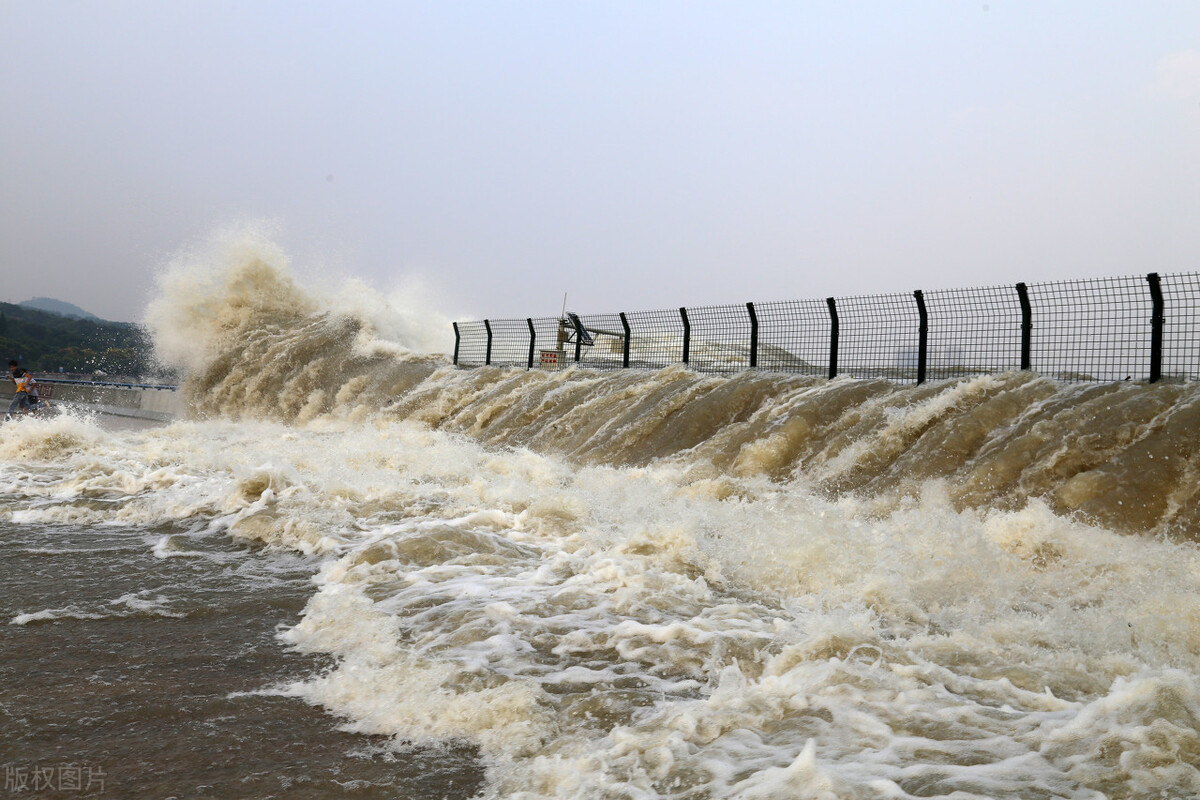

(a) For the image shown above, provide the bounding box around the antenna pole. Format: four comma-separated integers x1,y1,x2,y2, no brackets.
557,292,568,355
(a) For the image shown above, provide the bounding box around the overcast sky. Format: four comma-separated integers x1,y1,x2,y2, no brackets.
2,1,1198,324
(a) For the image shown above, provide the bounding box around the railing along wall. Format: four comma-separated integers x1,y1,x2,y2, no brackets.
452,272,1200,384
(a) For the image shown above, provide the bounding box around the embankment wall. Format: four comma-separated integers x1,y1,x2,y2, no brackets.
1,382,185,422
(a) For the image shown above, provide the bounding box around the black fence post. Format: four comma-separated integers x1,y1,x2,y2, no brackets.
452,322,460,366
526,318,536,370
914,290,928,384
483,319,493,366
574,322,582,363
1147,272,1164,383
746,302,759,368
826,297,839,379
680,307,691,365
619,312,631,368
1015,282,1032,371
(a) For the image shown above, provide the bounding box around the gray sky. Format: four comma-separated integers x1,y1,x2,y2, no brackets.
2,1,1198,325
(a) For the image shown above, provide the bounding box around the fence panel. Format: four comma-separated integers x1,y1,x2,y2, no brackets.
1162,273,1200,381
1026,276,1152,382
753,299,829,376
527,316,563,369
835,292,922,382
455,320,490,367
683,304,753,373
486,318,534,368
924,285,1024,380
571,312,626,371
625,309,685,368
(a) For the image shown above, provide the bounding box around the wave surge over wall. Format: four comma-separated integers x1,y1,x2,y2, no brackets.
153,237,1200,540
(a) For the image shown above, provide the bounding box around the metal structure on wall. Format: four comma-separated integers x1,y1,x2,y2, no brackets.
452,272,1200,384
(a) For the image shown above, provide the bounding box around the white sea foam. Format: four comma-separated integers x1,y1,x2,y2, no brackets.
272,456,1200,798
10,605,110,626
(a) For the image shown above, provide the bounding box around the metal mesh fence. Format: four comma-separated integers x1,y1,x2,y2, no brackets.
626,309,685,369
453,320,489,367
754,299,829,376
685,304,753,373
835,292,921,382
924,285,1024,380
1025,275,1152,382
1162,272,1200,381
452,271,1200,384
486,318,535,368
572,312,625,371
529,316,563,369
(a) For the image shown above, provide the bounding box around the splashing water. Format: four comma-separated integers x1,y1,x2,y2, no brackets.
5,232,1199,799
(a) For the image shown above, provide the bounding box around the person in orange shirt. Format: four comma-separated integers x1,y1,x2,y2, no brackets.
7,359,39,416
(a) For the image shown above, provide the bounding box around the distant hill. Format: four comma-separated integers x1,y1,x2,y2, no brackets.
0,300,161,377
19,297,103,321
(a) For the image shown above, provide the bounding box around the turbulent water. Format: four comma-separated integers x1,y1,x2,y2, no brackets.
5,234,1200,799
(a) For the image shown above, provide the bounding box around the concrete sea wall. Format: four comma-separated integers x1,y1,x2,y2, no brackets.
2,381,185,422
